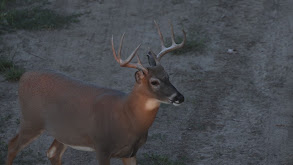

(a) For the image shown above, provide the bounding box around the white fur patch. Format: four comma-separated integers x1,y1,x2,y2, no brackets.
47,146,56,158
145,99,160,110
172,102,181,106
68,145,95,152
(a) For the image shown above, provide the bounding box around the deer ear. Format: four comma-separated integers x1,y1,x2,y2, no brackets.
147,51,157,67
135,70,145,83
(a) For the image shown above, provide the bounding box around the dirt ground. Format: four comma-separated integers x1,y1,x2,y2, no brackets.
0,0,293,164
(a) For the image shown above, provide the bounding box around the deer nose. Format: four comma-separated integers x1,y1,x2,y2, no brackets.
174,93,184,104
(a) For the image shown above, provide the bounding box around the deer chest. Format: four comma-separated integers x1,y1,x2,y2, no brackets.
111,133,148,158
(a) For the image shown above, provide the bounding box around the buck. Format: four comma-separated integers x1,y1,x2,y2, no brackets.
6,21,186,165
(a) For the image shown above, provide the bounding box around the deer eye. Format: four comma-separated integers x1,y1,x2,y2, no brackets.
151,80,160,86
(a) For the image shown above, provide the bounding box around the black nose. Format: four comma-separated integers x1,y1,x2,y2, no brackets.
174,93,184,103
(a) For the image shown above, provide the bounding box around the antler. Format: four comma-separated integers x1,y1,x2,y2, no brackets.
111,33,148,74
154,21,186,61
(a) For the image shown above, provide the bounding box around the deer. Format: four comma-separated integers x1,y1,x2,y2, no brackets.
6,21,186,165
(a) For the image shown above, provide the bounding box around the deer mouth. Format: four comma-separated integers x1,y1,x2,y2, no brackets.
173,102,181,106
169,99,182,106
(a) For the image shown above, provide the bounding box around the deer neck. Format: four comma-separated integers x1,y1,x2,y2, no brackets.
125,84,160,133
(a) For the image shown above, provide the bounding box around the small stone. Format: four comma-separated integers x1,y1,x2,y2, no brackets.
227,49,237,54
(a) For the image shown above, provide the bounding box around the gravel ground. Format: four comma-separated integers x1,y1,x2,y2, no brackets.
0,0,292,164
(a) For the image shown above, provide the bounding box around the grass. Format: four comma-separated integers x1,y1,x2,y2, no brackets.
4,66,25,81
15,118,20,125
0,6,80,31
1,0,49,10
0,56,13,72
176,38,205,54
0,57,25,81
0,0,81,33
165,35,206,55
0,0,15,11
139,153,186,165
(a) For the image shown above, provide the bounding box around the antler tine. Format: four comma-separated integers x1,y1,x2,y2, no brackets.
111,34,148,74
169,21,176,45
136,53,142,65
154,20,166,50
155,21,186,61
118,33,125,61
111,35,120,63
123,44,141,66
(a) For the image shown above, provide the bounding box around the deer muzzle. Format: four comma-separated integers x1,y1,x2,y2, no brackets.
169,92,184,106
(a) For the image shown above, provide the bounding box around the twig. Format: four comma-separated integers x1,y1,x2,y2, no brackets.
26,52,48,60
276,124,293,128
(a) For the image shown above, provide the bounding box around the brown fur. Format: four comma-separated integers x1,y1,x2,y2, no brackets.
6,70,164,165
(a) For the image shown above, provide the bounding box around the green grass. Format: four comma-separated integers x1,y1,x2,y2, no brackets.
15,118,20,125
0,56,13,72
175,38,205,54
4,66,25,81
0,0,14,11
0,7,80,31
165,35,206,55
0,57,25,81
139,153,186,165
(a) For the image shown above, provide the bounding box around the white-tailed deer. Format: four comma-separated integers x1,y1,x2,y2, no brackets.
6,21,186,165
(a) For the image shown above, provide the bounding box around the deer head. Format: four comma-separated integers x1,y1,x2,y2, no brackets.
111,21,186,106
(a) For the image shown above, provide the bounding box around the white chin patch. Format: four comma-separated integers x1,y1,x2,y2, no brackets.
172,102,181,106
145,99,161,110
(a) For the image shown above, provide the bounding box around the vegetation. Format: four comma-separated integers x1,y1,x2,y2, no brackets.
0,7,80,32
165,33,206,55
4,66,25,81
0,0,80,34
0,56,13,72
0,57,25,81
0,0,13,11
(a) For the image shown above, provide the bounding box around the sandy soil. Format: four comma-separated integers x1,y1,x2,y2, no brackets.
0,0,292,164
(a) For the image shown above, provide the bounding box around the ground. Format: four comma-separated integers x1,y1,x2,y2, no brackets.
0,0,292,164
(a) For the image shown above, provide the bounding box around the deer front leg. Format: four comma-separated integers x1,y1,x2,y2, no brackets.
98,158,110,165
6,123,44,165
47,139,67,165
96,151,110,165
122,156,137,165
